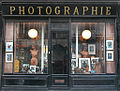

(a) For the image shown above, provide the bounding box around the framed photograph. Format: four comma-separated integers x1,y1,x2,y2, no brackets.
106,40,113,50
79,58,91,72
91,57,99,70
23,64,29,72
71,59,77,69
106,51,114,61
91,57,99,64
6,53,13,62
30,65,36,73
88,44,96,55
6,41,13,52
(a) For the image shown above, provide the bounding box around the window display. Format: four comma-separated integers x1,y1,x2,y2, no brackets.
71,22,115,74
4,21,48,74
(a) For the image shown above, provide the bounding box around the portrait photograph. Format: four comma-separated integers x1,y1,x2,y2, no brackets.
106,40,113,50
88,44,96,55
6,53,13,62
79,58,91,72
106,51,113,61
6,41,13,52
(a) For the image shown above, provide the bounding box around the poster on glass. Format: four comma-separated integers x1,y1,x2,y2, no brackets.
79,58,91,72
106,40,113,50
88,44,96,55
6,41,13,52
6,53,13,62
106,51,113,61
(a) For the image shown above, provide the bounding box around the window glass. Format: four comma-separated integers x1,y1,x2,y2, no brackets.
14,22,48,74
5,21,48,74
71,22,115,74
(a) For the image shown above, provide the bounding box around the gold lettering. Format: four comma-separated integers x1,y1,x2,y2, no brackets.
10,6,15,15
37,6,43,15
64,6,70,15
92,6,98,15
55,6,60,15
28,6,34,15
46,6,52,15
73,6,79,15
100,7,103,15
106,6,111,15
83,6,88,15
19,6,25,15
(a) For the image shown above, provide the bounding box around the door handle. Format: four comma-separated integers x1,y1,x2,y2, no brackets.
49,51,50,54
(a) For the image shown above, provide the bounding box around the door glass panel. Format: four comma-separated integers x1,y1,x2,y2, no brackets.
51,31,68,74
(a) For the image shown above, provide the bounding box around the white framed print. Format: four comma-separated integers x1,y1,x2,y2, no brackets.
6,53,13,62
106,40,113,50
30,65,36,73
106,51,114,61
79,58,91,71
88,44,96,55
71,59,77,69
6,41,13,52
91,57,99,64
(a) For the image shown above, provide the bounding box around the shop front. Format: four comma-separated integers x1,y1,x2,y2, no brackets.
1,1,120,91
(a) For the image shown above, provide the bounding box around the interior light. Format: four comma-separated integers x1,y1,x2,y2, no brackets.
82,30,91,40
28,29,38,39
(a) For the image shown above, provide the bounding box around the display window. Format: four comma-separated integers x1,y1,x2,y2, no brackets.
4,21,48,74
71,21,115,74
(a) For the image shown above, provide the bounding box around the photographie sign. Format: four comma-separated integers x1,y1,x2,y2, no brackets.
3,4,116,16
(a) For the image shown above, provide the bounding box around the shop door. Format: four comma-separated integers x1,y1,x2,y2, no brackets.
50,31,69,87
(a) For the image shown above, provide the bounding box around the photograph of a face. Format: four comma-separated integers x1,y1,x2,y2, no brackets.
6,42,13,52
106,51,113,61
106,40,113,50
6,53,13,62
88,44,96,55
79,58,91,72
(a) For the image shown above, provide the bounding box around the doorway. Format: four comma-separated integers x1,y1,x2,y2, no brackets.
50,31,69,87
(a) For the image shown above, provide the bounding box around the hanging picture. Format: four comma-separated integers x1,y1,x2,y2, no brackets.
79,58,91,72
6,53,13,62
6,41,13,52
106,40,113,50
88,44,96,55
106,51,114,61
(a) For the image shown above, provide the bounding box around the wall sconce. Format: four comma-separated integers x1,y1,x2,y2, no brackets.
28,29,38,39
82,30,91,40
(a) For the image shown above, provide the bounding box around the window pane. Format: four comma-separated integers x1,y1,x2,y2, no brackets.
71,22,105,74
14,22,48,74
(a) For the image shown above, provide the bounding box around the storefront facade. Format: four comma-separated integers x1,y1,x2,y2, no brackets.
1,0,120,91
